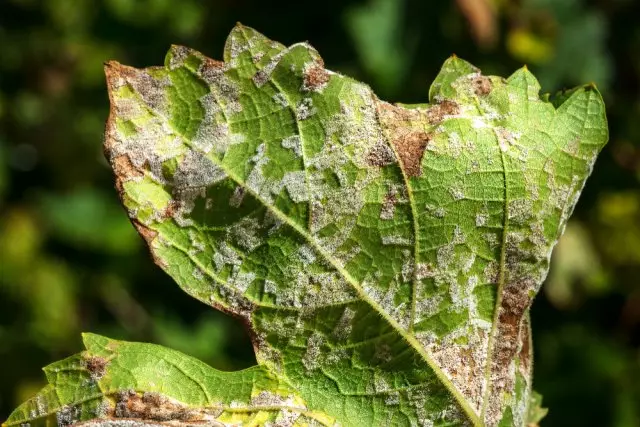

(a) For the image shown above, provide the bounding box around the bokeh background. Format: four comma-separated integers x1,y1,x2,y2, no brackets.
1,0,639,425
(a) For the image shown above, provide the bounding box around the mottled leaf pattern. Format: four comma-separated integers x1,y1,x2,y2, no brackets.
5,25,607,427
4,334,334,427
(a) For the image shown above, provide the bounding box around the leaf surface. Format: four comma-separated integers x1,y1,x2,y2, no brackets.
4,333,333,427
6,24,608,427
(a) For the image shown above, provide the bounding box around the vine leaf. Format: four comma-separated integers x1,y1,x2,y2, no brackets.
3,333,334,427
5,24,607,427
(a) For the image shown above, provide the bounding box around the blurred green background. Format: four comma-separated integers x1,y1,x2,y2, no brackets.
0,0,639,425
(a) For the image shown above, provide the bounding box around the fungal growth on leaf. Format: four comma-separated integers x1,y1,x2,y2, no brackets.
5,25,607,427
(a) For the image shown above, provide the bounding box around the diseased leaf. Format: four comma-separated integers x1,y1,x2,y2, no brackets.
525,392,547,426
5,24,608,427
4,333,334,427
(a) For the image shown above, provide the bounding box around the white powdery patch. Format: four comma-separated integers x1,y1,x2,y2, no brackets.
272,92,288,107
385,392,400,406
227,34,247,60
529,219,547,250
252,50,286,88
197,120,245,155
373,375,391,393
467,276,491,331
246,143,278,204
229,266,256,293
452,226,466,244
174,151,227,190
524,173,540,201
55,405,81,426
188,229,206,255
31,393,53,420
425,204,447,219
414,291,445,324
297,244,316,266
250,391,304,410
437,244,455,269
229,217,263,252
374,343,392,363
264,279,277,295
401,249,414,284
448,131,463,158
302,333,324,372
281,135,302,157
191,92,220,154
449,185,465,201
333,306,356,340
301,272,355,308
129,71,171,115
494,127,522,152
460,252,476,273
363,277,410,330
425,325,490,415
507,198,534,224
406,383,466,427
198,63,243,115
282,170,308,203
381,235,413,246
229,186,245,208
212,241,242,272
111,108,178,185
483,232,499,248
167,46,193,70
483,261,499,284
471,117,489,129
475,213,488,227
171,188,206,227
192,267,204,281
296,97,316,120
425,137,443,153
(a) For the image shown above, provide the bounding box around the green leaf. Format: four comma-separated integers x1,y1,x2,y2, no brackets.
4,333,335,427
6,24,608,427
526,391,548,426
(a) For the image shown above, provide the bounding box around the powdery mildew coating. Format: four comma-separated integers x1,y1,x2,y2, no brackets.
102,24,608,427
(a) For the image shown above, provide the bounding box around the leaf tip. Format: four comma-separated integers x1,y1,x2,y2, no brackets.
103,60,124,84
81,332,105,350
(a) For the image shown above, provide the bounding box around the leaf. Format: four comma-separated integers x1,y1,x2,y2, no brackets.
4,333,335,427
525,392,547,426
6,24,607,427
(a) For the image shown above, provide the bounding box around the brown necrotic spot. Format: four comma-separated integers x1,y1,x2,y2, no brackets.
303,61,330,92
494,280,533,371
133,221,158,245
131,219,166,269
427,100,460,124
110,155,144,194
83,355,109,380
376,101,432,177
392,131,431,177
485,279,535,424
518,315,531,375
473,76,492,96
115,392,198,422
112,155,144,180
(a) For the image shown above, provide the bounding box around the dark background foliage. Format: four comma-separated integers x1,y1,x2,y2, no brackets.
1,0,639,425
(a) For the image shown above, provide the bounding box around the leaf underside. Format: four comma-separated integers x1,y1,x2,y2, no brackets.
6,24,607,427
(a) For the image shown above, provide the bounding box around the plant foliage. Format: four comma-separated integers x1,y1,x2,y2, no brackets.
5,25,607,427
